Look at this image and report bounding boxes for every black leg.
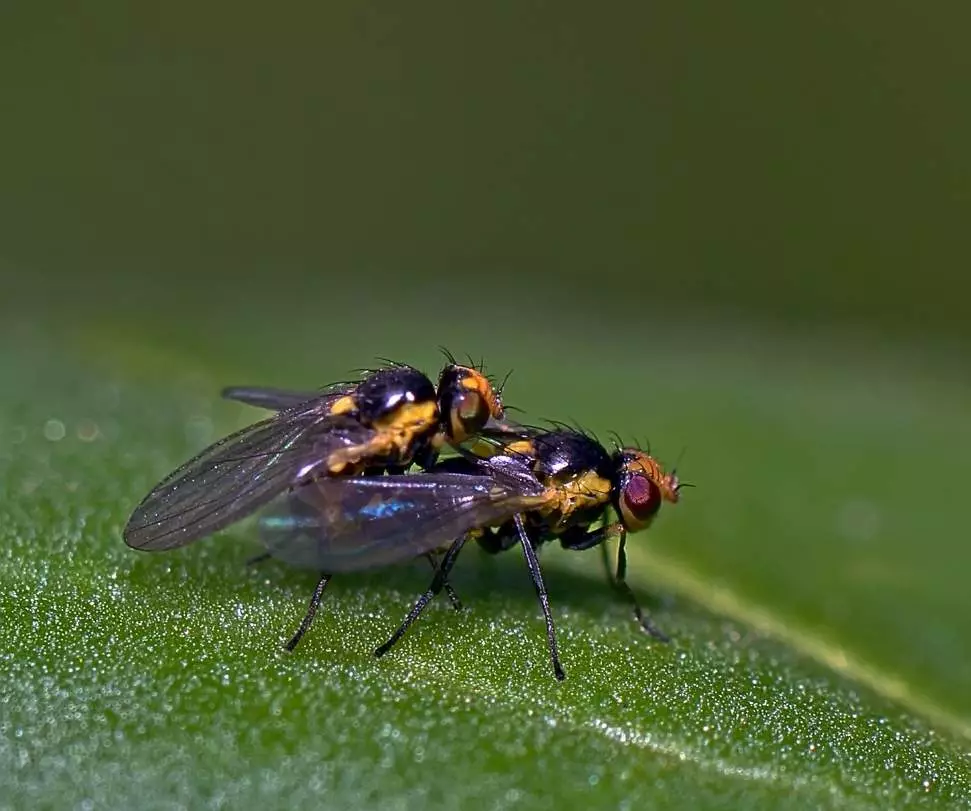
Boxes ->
[599,539,612,581]
[560,523,670,643]
[614,531,669,642]
[245,551,273,567]
[513,514,565,681]
[374,534,469,658]
[426,553,463,611]
[285,573,332,651]
[413,444,440,472]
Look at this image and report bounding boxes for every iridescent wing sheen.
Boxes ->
[124,409,373,551]
[258,455,547,573]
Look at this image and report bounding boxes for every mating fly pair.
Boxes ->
[124,356,684,680]
[124,356,503,639]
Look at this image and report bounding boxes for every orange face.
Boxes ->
[623,450,681,504]
[614,449,681,531]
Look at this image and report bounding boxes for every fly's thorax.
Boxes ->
[515,429,612,527]
[503,438,537,459]
[325,397,440,474]
[437,364,504,443]
[611,449,679,531]
[540,469,613,530]
[324,453,369,477]
[370,398,439,434]
[329,395,357,416]
[320,368,440,476]
[532,429,613,482]
[346,366,439,426]
[453,433,535,472]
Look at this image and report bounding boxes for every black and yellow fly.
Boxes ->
[123,355,507,645]
[259,424,683,679]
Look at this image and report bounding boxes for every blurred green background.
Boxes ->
[2,2,971,808]
[4,2,971,340]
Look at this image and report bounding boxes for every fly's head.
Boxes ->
[437,364,505,443]
[611,448,682,531]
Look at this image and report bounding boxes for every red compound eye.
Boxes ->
[622,475,662,526]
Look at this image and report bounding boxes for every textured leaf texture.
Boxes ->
[2,321,969,810]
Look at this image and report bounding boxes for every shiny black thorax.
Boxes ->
[531,429,613,483]
[478,429,618,554]
[351,366,437,424]
[351,367,440,473]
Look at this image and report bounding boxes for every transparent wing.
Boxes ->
[221,380,356,411]
[482,415,533,435]
[454,418,539,464]
[124,410,373,551]
[259,456,547,572]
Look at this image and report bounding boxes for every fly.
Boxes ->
[122,354,508,645]
[259,424,685,679]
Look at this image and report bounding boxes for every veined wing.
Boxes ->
[124,410,372,551]
[259,455,548,572]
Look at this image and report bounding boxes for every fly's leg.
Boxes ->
[285,573,333,651]
[513,513,565,681]
[412,443,440,472]
[374,534,470,658]
[612,529,669,642]
[426,552,463,611]
[246,552,335,649]
[561,523,669,642]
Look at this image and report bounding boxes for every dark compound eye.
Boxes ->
[620,474,662,527]
[447,391,489,440]
[456,391,484,420]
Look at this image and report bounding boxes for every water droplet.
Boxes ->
[43,419,66,441]
[77,419,100,442]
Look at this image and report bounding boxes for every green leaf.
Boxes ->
[2,318,969,810]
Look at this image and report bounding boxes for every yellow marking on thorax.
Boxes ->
[373,399,438,433]
[504,439,536,458]
[463,436,534,461]
[326,399,438,474]
[330,395,357,416]
[539,470,612,530]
